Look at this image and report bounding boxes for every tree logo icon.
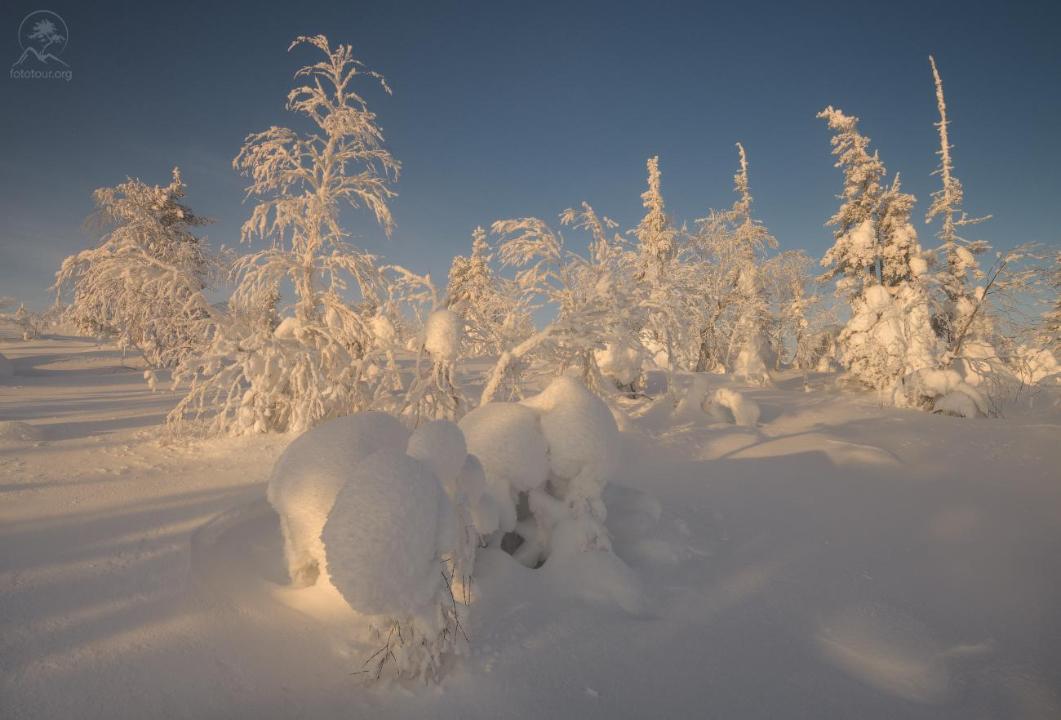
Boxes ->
[13,10,69,67]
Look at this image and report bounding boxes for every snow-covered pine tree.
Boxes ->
[446,226,492,309]
[925,56,992,352]
[54,168,216,368]
[446,226,531,360]
[723,144,777,383]
[631,156,690,370]
[819,107,945,396]
[817,107,886,297]
[168,36,403,435]
[877,174,926,287]
[634,156,677,273]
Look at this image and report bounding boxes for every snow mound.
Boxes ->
[266,412,411,585]
[711,387,760,427]
[424,309,462,363]
[0,352,13,378]
[895,368,987,418]
[321,449,444,616]
[459,402,548,532]
[542,518,645,614]
[0,420,45,442]
[407,419,467,494]
[521,375,621,488]
[933,391,981,419]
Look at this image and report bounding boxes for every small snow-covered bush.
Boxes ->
[269,414,489,681]
[462,375,642,610]
[458,401,549,533]
[894,367,987,418]
[267,412,410,586]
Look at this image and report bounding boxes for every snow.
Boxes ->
[458,401,549,531]
[266,412,410,585]
[406,419,467,495]
[3,336,1061,719]
[0,419,45,442]
[520,375,621,488]
[594,339,643,387]
[896,367,987,417]
[273,315,301,339]
[423,308,462,362]
[322,449,444,616]
[712,387,761,426]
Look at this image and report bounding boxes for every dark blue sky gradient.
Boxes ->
[2,0,1059,308]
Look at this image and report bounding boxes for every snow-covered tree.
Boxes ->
[481,203,646,404]
[633,156,677,273]
[12,303,39,340]
[689,145,777,381]
[168,36,402,435]
[631,156,691,370]
[877,174,926,287]
[818,106,945,395]
[1044,252,1061,354]
[925,56,992,353]
[817,106,886,297]
[761,250,819,369]
[54,168,216,368]
[386,267,468,423]
[446,226,532,359]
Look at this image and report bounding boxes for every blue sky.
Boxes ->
[2,0,1059,309]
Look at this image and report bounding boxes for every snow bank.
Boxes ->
[423,308,462,363]
[322,450,444,616]
[0,420,44,442]
[266,412,410,585]
[458,402,548,532]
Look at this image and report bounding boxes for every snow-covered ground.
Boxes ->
[2,334,1060,719]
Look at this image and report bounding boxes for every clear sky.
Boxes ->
[2,0,1059,309]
